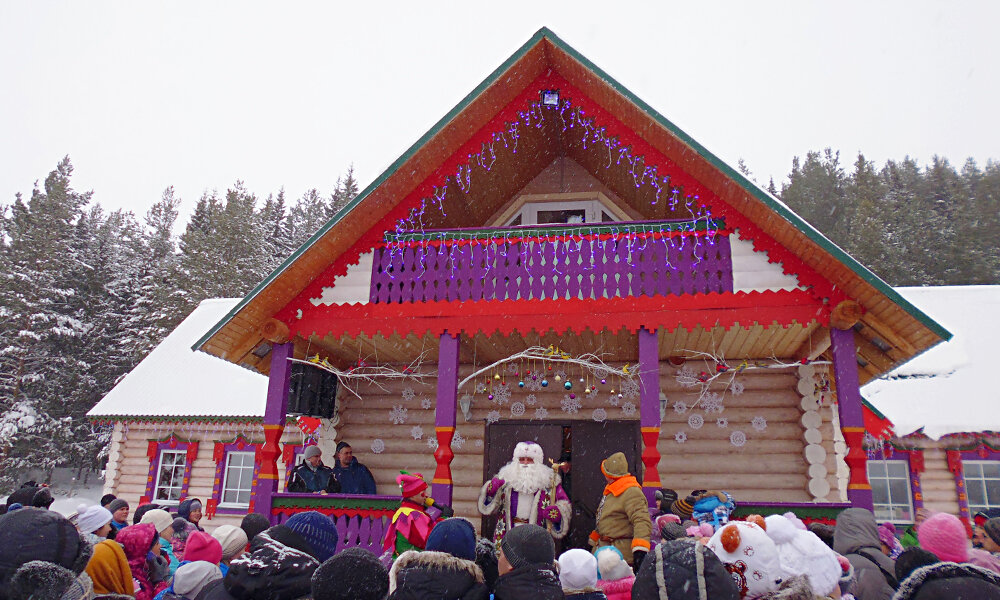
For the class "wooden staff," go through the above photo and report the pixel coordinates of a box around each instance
[547,459,566,535]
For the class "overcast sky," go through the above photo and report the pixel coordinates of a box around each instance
[2,2,998,223]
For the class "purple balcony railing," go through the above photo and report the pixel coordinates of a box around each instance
[370,220,732,304]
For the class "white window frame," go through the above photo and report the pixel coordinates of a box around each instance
[964,460,1000,513]
[490,192,631,227]
[154,449,187,505]
[867,459,914,524]
[220,450,256,508]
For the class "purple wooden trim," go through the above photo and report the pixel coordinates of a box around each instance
[282,443,312,490]
[958,448,1000,460]
[433,332,460,506]
[831,327,874,510]
[956,449,1000,518]
[255,342,294,519]
[269,512,390,555]
[369,234,733,304]
[638,327,660,506]
[211,437,260,512]
[144,435,195,504]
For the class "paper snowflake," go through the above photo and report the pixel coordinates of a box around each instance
[492,384,512,406]
[389,405,408,425]
[561,394,582,414]
[452,431,466,449]
[525,394,538,406]
[592,408,607,422]
[506,363,519,374]
[475,382,488,394]
[675,431,688,444]
[730,430,747,447]
[410,425,424,440]
[688,414,705,429]
[402,387,416,403]
[608,393,620,407]
[730,380,745,396]
[427,437,438,450]
[621,378,640,399]
[486,410,501,424]
[525,377,542,391]
[421,397,432,410]
[475,439,483,448]
[510,402,526,417]
[371,438,385,454]
[676,367,699,387]
[621,401,637,417]
[586,387,600,401]
[701,393,725,415]
[717,417,729,428]
[751,416,768,432]
[533,407,549,420]
[673,401,688,414]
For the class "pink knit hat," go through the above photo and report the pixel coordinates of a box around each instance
[917,512,970,563]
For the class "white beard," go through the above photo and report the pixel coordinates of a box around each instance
[496,461,559,494]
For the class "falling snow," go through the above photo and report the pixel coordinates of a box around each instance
[561,394,582,414]
[389,404,408,425]
[410,425,424,440]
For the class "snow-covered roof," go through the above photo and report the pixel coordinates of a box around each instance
[863,286,1000,439]
[88,299,267,420]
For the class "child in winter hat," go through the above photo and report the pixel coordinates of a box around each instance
[285,510,341,562]
[707,519,785,599]
[311,547,389,600]
[76,503,114,546]
[763,513,842,597]
[182,531,223,565]
[211,524,249,565]
[172,561,222,599]
[557,548,602,597]
[595,546,635,600]
[878,522,904,559]
[918,512,970,563]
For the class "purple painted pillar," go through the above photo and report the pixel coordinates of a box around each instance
[432,332,460,505]
[638,327,662,506]
[830,327,874,509]
[255,341,293,522]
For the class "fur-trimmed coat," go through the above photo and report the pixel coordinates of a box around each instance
[388,549,488,600]
[894,561,1000,600]
[477,469,571,544]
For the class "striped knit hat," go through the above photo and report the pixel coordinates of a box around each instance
[671,495,696,520]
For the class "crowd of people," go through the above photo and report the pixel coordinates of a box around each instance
[4,449,1000,599]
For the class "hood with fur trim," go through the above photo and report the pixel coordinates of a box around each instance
[388,549,487,600]
[894,561,1000,600]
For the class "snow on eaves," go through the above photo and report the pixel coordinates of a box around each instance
[863,286,1000,440]
[87,299,267,419]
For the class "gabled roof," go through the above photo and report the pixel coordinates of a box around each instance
[90,299,266,421]
[194,27,948,380]
[863,286,1000,439]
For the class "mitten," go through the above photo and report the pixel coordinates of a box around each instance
[487,478,505,497]
[542,505,561,524]
[632,549,647,573]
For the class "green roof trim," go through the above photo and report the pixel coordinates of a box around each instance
[194,26,949,354]
[862,398,890,421]
[88,415,264,424]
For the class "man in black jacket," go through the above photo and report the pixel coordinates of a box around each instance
[493,524,563,600]
[288,446,341,494]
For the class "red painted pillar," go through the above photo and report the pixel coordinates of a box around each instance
[638,327,661,506]
[254,342,293,522]
[830,327,874,509]
[432,332,459,505]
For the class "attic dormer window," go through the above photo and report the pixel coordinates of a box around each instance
[493,192,629,227]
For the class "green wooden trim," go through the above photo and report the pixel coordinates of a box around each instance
[385,218,726,243]
[732,505,845,519]
[194,26,950,354]
[271,496,401,511]
[862,398,890,421]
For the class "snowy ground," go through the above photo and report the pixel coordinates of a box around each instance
[1,468,105,517]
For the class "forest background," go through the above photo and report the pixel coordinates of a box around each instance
[1,150,998,493]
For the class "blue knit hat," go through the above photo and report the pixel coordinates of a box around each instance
[284,511,340,562]
[425,518,476,561]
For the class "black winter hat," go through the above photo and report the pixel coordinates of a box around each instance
[985,517,1000,547]
[30,487,53,509]
[311,547,388,600]
[895,547,940,584]
[0,508,94,600]
[132,502,161,525]
[425,518,477,561]
[100,493,117,507]
[500,524,554,570]
[241,512,271,543]
[264,524,317,557]
[633,539,740,600]
[4,486,40,510]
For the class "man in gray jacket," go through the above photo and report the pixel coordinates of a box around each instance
[833,507,898,600]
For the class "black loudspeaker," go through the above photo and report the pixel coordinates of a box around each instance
[288,363,338,418]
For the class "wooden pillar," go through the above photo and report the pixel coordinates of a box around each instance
[432,332,459,506]
[830,327,874,509]
[638,327,661,506]
[254,341,293,522]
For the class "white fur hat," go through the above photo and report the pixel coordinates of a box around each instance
[707,520,784,599]
[595,545,633,581]
[764,514,840,596]
[512,441,544,464]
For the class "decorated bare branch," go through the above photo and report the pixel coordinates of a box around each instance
[458,345,634,390]
[289,353,434,400]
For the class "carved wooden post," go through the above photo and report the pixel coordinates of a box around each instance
[433,332,459,506]
[638,327,661,506]
[830,327,874,509]
[254,341,293,523]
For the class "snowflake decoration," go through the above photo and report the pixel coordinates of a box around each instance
[533,407,549,420]
[410,425,424,440]
[506,363,519,374]
[730,430,747,447]
[492,385,512,406]
[421,396,432,410]
[730,380,745,396]
[525,394,538,406]
[701,393,725,415]
[673,401,688,414]
[475,382,488,394]
[586,387,600,401]
[475,439,483,448]
[608,393,620,407]
[592,408,607,422]
[427,437,438,450]
[401,387,416,403]
[621,401,637,417]
[675,431,688,444]
[525,378,542,391]
[389,405,408,425]
[371,438,385,454]
[561,394,582,414]
[688,414,705,430]
[452,431,466,449]
[676,367,699,387]
[752,416,768,432]
[621,378,640,399]
[510,402,526,417]
[486,410,501,424]
[717,417,729,428]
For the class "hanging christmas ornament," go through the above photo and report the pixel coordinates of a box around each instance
[554,375,562,383]
[494,373,501,380]
[569,393,576,400]
[601,378,607,385]
[564,381,573,390]
[541,379,549,387]
[518,381,525,388]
